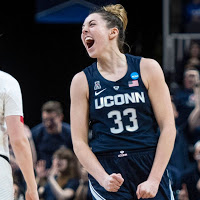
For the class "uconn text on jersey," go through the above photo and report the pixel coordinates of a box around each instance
[95,92,145,109]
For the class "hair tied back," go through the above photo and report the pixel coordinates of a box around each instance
[103,4,128,31]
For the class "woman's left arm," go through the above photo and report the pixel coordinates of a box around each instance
[136,58,176,199]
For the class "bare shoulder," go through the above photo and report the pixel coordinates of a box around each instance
[71,71,87,83]
[140,58,165,88]
[140,58,163,74]
[70,71,89,98]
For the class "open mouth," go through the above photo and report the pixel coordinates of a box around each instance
[85,37,95,49]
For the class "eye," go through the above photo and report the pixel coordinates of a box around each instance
[90,23,96,27]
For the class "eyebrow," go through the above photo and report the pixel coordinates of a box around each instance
[82,20,97,28]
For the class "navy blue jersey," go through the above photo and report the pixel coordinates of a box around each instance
[83,54,159,153]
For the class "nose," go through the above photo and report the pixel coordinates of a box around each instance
[82,25,88,34]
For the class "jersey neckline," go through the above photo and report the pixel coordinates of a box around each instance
[94,54,131,84]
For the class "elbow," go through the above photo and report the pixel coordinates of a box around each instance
[72,140,87,157]
[171,126,177,136]
[160,125,176,142]
[168,126,177,145]
[161,120,176,135]
[168,126,176,140]
[73,141,81,156]
[172,127,177,142]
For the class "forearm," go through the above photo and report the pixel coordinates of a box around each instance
[148,127,176,183]
[10,136,37,190]
[74,141,109,186]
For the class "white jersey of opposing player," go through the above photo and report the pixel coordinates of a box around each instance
[0,70,23,158]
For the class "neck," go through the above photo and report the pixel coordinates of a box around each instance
[97,51,126,73]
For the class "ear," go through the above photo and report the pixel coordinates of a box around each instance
[109,27,119,40]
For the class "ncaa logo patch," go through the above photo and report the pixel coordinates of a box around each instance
[130,72,139,80]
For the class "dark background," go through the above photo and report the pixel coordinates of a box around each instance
[0,0,162,128]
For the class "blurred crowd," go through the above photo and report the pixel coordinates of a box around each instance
[168,39,200,200]
[10,100,92,200]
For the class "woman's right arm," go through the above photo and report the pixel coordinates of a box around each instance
[70,72,123,192]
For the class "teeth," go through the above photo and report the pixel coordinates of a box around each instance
[85,37,93,41]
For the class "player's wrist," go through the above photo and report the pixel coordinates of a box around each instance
[147,176,161,186]
[26,184,38,193]
[98,172,109,187]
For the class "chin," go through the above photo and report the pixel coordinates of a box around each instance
[89,54,97,59]
[87,51,98,59]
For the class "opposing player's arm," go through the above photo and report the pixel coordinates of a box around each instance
[6,116,38,198]
[136,58,176,198]
[70,72,123,192]
[5,77,39,199]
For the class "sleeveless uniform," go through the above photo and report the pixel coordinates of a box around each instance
[0,70,23,200]
[83,54,174,200]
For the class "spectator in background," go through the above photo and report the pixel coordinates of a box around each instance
[178,140,200,200]
[14,181,25,200]
[173,68,200,166]
[184,0,200,32]
[188,80,200,146]
[31,100,73,169]
[176,41,200,87]
[173,68,199,132]
[168,101,190,194]
[185,42,200,70]
[38,146,80,200]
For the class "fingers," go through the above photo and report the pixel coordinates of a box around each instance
[104,173,124,192]
[110,173,124,186]
[36,160,46,168]
[136,182,157,199]
[136,185,151,199]
[136,184,141,199]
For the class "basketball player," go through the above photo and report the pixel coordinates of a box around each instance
[0,70,39,200]
[70,4,176,199]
